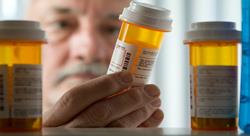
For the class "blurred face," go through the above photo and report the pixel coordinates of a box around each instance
[28,0,129,110]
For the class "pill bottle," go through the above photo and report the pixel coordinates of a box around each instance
[240,0,250,133]
[185,22,241,130]
[107,1,172,85]
[0,21,45,132]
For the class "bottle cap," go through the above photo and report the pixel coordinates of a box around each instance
[185,21,241,43]
[0,20,46,42]
[119,1,172,32]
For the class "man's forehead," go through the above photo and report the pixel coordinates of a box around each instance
[47,0,130,16]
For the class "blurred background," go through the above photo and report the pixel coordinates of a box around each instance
[0,0,241,128]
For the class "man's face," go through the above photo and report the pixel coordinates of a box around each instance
[29,0,129,109]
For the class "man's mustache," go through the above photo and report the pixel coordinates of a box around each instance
[54,62,108,85]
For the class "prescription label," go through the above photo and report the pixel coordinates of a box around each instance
[190,66,237,118]
[134,47,158,84]
[0,65,9,118]
[107,40,159,85]
[12,65,42,118]
[107,40,137,73]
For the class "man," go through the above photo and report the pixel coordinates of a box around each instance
[27,0,164,128]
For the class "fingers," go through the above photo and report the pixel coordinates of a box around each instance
[43,71,133,127]
[139,109,164,128]
[64,85,160,127]
[107,99,161,128]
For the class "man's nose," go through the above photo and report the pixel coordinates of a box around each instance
[69,22,103,64]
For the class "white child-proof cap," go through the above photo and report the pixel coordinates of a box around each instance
[0,20,46,42]
[184,21,241,43]
[119,1,172,32]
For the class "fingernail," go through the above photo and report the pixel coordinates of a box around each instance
[119,71,133,83]
[153,110,164,120]
[151,99,161,107]
[144,85,160,97]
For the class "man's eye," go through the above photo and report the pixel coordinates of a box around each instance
[53,20,73,30]
[44,19,77,43]
[47,19,77,32]
[101,25,120,35]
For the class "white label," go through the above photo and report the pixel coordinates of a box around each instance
[107,40,137,74]
[190,66,237,118]
[0,65,9,118]
[107,40,159,85]
[12,64,42,118]
[134,48,158,84]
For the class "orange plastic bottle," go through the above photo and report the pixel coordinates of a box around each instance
[0,21,45,132]
[185,22,241,131]
[107,1,172,85]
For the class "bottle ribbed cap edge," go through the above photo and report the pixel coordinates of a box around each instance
[184,21,241,43]
[119,1,172,32]
[0,20,46,42]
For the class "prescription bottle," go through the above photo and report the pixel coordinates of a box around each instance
[185,22,241,131]
[0,21,45,132]
[107,1,172,85]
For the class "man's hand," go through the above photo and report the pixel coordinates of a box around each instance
[43,71,164,128]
